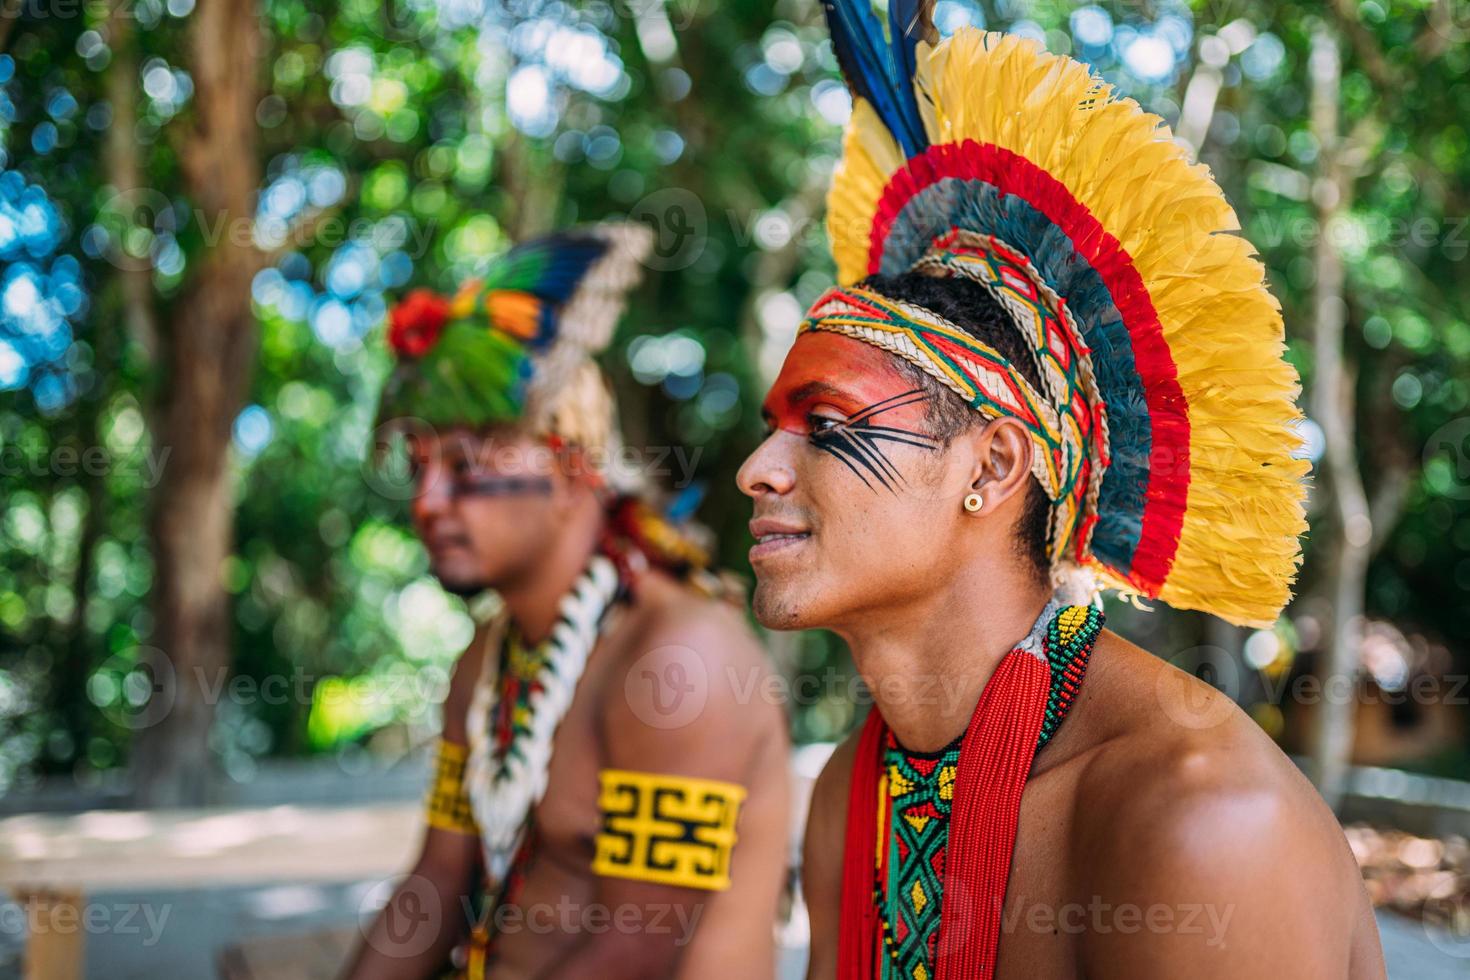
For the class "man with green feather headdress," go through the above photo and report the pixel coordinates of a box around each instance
[343,223,791,980]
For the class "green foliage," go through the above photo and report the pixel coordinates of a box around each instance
[1,0,1468,794]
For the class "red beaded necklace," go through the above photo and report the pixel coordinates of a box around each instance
[838,601,1104,980]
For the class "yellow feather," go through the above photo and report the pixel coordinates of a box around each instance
[826,29,1309,627]
[828,98,900,281]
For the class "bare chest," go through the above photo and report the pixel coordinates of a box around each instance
[866,758,1089,979]
[519,643,615,874]
[478,648,612,976]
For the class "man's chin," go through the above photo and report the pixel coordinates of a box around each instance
[430,564,492,598]
[439,579,489,599]
[751,581,821,632]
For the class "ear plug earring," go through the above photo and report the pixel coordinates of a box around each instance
[963,492,985,513]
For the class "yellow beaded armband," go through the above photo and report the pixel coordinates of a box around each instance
[424,738,478,836]
[591,768,746,891]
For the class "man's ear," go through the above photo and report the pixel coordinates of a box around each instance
[963,416,1034,509]
[550,443,603,498]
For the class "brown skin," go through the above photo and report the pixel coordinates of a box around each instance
[342,427,790,980]
[738,332,1385,979]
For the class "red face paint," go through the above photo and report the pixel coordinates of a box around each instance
[761,332,943,494]
[763,332,934,436]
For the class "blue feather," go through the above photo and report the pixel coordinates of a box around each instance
[888,0,927,135]
[485,233,609,304]
[822,0,930,158]
[484,231,612,351]
[665,481,706,523]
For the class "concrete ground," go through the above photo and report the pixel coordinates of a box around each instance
[4,755,1466,976]
[1,879,1462,979]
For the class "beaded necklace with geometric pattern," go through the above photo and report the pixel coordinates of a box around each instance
[844,596,1105,980]
[875,732,962,980]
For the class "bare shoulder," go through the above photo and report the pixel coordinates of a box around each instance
[618,572,773,674]
[439,619,493,744]
[595,573,786,772]
[608,573,778,715]
[1076,629,1352,875]
[1067,629,1376,972]
[805,728,858,834]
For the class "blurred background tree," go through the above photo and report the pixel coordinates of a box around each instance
[0,0,1467,807]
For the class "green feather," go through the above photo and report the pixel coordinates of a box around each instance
[378,322,530,429]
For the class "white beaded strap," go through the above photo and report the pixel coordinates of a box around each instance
[463,555,621,886]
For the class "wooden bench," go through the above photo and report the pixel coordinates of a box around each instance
[0,803,419,980]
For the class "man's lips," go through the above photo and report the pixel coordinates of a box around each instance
[426,533,473,554]
[748,517,811,563]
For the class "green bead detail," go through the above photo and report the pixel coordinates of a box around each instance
[1036,604,1104,750]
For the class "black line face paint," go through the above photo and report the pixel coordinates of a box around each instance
[809,388,941,493]
[455,475,554,498]
[762,331,947,494]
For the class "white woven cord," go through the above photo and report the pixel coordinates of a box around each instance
[463,555,620,884]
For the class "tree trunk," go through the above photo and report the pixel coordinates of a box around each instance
[1306,23,1369,812]
[133,0,262,807]
[502,131,565,240]
[105,1,159,363]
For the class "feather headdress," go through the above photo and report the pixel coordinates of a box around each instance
[814,3,1309,629]
[377,222,652,455]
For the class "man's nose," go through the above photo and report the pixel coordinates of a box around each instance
[737,432,797,498]
[410,462,451,526]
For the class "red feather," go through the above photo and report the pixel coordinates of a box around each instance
[388,289,450,358]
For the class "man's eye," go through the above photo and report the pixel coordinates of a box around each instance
[808,413,844,435]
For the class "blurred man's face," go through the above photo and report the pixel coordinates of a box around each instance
[736,332,977,631]
[406,426,577,596]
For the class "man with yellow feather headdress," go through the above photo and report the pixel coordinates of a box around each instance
[737,4,1386,977]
